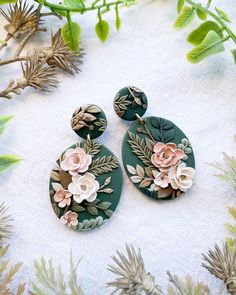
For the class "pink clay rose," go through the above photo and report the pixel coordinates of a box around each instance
[54,189,72,208]
[151,143,185,171]
[60,147,92,175]
[60,211,78,227]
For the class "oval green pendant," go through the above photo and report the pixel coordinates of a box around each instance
[49,139,122,231]
[122,116,195,200]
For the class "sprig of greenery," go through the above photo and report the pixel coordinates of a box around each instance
[35,0,135,45]
[0,115,21,172]
[31,252,83,295]
[174,0,236,63]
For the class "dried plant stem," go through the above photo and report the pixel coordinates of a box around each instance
[0,33,12,52]
[14,28,37,57]
[0,56,28,66]
[0,79,23,99]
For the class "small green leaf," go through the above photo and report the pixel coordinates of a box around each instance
[196,7,207,20]
[95,18,109,43]
[115,5,121,31]
[0,115,13,135]
[174,6,195,29]
[187,30,225,64]
[61,21,81,51]
[228,207,236,219]
[37,0,44,4]
[215,7,231,23]
[0,0,16,4]
[87,206,98,216]
[225,223,236,235]
[177,0,185,14]
[63,0,84,10]
[231,49,236,64]
[0,155,21,173]
[51,7,67,17]
[187,21,223,46]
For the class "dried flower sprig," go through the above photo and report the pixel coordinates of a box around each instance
[202,242,236,295]
[0,52,58,99]
[167,272,211,295]
[31,252,83,295]
[0,203,12,242]
[107,244,162,295]
[39,30,83,75]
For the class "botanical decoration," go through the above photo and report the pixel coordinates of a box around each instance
[114,86,148,120]
[0,115,21,173]
[123,117,195,200]
[31,253,83,295]
[49,136,121,231]
[174,0,236,64]
[70,104,107,139]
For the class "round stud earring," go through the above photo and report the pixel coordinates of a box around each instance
[114,86,195,200]
[49,104,122,231]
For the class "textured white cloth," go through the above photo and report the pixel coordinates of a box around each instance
[0,0,236,293]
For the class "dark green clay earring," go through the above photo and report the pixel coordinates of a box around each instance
[49,104,122,231]
[114,86,195,201]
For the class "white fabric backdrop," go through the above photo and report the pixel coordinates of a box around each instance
[0,0,236,293]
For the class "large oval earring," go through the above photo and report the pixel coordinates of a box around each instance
[114,86,195,201]
[49,104,122,231]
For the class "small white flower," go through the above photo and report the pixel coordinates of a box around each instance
[168,163,195,192]
[68,172,100,203]
[153,170,169,188]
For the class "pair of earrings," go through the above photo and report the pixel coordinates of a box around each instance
[49,86,195,232]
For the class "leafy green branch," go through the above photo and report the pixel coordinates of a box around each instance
[175,0,236,64]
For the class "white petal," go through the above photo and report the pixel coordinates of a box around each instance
[52,183,63,192]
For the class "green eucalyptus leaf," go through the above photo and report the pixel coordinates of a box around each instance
[163,129,175,143]
[87,206,98,216]
[0,115,13,135]
[177,0,185,14]
[196,7,207,20]
[0,155,21,173]
[215,7,231,23]
[187,30,225,64]
[174,6,195,29]
[95,18,109,43]
[61,21,81,51]
[187,21,223,46]
[231,49,236,64]
[0,0,16,4]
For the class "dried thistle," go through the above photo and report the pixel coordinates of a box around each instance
[202,242,236,294]
[0,52,58,99]
[0,203,12,242]
[0,0,41,38]
[167,272,211,295]
[107,244,162,295]
[40,30,83,75]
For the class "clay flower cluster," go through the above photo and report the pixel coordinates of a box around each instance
[53,147,100,227]
[150,143,195,193]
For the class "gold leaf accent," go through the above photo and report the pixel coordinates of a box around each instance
[136,164,144,177]
[158,186,173,199]
[85,105,101,113]
[128,131,153,167]
[59,170,72,189]
[114,94,131,113]
[88,156,119,176]
[139,179,152,188]
[51,170,60,182]
[83,137,101,156]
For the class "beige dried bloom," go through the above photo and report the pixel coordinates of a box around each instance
[0,0,41,38]
[40,30,83,74]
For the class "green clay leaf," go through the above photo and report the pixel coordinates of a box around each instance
[87,206,98,216]
[174,6,195,29]
[215,7,231,23]
[0,155,21,173]
[231,49,236,64]
[177,0,185,14]
[196,7,207,20]
[95,19,109,43]
[187,30,225,64]
[187,21,223,46]
[163,129,176,143]
[0,115,13,135]
[61,21,81,51]
[150,129,161,141]
[0,0,16,4]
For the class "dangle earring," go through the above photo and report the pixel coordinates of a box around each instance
[114,86,195,200]
[49,104,122,231]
